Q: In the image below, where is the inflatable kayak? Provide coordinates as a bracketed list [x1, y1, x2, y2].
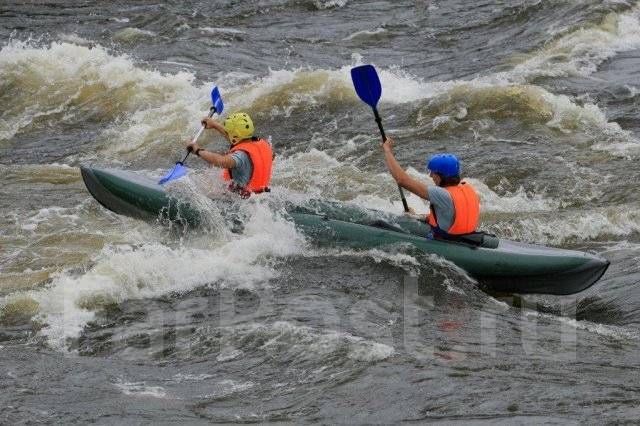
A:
[80, 166, 609, 295]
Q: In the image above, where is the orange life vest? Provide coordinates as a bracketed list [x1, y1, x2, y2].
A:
[427, 181, 480, 235]
[221, 138, 273, 195]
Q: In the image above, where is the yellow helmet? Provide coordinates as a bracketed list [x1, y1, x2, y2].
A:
[223, 112, 254, 144]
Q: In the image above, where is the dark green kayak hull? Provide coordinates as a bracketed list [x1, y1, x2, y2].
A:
[80, 166, 609, 295]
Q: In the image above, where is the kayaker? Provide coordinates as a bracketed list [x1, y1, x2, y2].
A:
[186, 112, 273, 198]
[381, 137, 480, 238]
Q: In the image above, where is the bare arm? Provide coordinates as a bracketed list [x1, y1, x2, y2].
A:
[198, 149, 236, 168]
[382, 137, 429, 200]
[202, 117, 229, 142]
[185, 142, 236, 169]
[186, 117, 234, 168]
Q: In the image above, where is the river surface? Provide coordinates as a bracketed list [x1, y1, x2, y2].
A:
[2, 0, 640, 423]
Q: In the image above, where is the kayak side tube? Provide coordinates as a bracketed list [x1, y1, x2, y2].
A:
[290, 212, 609, 296]
[80, 166, 609, 295]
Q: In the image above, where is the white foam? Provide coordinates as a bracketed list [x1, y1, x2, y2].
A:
[113, 27, 157, 42]
[525, 310, 638, 341]
[272, 148, 373, 199]
[20, 206, 81, 230]
[0, 40, 204, 143]
[318, 247, 421, 273]
[216, 348, 244, 362]
[58, 33, 90, 45]
[259, 321, 394, 362]
[114, 378, 167, 398]
[194, 320, 394, 363]
[160, 60, 194, 68]
[424, 253, 477, 284]
[203, 4, 640, 138]
[343, 28, 387, 41]
[444, 277, 466, 295]
[468, 178, 559, 213]
[511, 6, 640, 80]
[207, 7, 640, 145]
[201, 380, 255, 398]
[558, 316, 638, 340]
[592, 140, 640, 158]
[312, 0, 348, 10]
[603, 240, 640, 256]
[486, 206, 640, 245]
[216, 63, 627, 143]
[46, 162, 75, 169]
[273, 148, 565, 219]
[626, 85, 640, 97]
[317, 246, 477, 291]
[198, 27, 246, 35]
[1, 39, 624, 153]
[172, 373, 215, 383]
[27, 200, 306, 350]
[541, 90, 624, 135]
[406, 167, 560, 213]
[271, 149, 431, 213]
[3, 10, 637, 149]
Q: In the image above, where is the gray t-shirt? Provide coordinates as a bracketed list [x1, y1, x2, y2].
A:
[427, 185, 455, 231]
[229, 150, 253, 187]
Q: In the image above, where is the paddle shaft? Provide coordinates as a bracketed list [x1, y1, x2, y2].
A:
[181, 107, 217, 164]
[372, 108, 409, 212]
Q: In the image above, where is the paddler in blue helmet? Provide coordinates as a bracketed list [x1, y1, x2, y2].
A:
[381, 137, 481, 237]
[186, 112, 273, 198]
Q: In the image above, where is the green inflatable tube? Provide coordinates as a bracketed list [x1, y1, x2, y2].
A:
[80, 167, 609, 295]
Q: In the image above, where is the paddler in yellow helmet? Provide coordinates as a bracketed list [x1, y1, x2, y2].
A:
[187, 112, 273, 198]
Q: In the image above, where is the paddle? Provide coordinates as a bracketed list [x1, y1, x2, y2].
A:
[158, 86, 225, 184]
[350, 64, 409, 212]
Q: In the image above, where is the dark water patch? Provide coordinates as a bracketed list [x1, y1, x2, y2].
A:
[0, 129, 101, 165]
[535, 50, 640, 133]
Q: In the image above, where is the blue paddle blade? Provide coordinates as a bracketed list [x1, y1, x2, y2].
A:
[158, 162, 188, 185]
[211, 86, 224, 114]
[351, 64, 382, 108]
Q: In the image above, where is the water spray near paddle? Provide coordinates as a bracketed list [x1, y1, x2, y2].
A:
[158, 86, 224, 185]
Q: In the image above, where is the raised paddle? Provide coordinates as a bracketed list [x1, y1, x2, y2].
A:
[350, 64, 409, 212]
[158, 86, 225, 185]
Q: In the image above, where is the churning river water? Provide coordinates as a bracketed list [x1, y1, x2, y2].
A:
[2, 0, 640, 423]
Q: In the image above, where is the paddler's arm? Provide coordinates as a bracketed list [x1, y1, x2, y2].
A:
[186, 142, 236, 169]
[201, 117, 230, 142]
[382, 137, 429, 200]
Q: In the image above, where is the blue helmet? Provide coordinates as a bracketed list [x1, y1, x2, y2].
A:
[427, 153, 460, 178]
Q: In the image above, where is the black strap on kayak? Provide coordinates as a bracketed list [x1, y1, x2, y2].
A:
[429, 216, 487, 247]
[434, 231, 490, 247]
[370, 219, 494, 249]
